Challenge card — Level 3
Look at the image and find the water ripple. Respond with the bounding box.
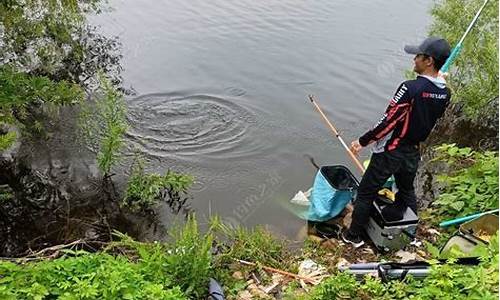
[125,92,265,160]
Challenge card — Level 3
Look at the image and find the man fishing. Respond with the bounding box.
[342,37,452,248]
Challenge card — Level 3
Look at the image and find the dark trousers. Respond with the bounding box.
[349,145,420,236]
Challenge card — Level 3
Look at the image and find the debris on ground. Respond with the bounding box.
[417,224,441,244]
[410,239,423,247]
[394,250,424,263]
[229,208,447,299]
[427,228,442,236]
[298,259,327,287]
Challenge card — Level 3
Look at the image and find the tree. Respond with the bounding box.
[430,0,499,117]
[0,0,121,149]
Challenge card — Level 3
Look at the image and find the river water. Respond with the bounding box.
[90,0,432,240]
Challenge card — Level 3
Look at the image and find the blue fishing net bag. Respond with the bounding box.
[308,165,359,222]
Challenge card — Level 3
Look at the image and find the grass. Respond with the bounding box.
[0,212,497,299]
[0,131,16,151]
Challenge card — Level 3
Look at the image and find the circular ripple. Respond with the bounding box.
[223,87,247,97]
[125,93,263,160]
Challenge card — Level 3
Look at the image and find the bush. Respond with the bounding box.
[431,144,498,218]
[0,216,216,300]
[0,250,187,300]
[0,67,84,146]
[0,0,121,87]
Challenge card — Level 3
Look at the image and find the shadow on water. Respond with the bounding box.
[0,103,194,256]
[0,1,191,256]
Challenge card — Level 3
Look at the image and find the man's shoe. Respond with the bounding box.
[341,230,365,248]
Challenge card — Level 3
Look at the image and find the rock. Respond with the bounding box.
[237,290,252,300]
[232,271,245,280]
[426,99,499,150]
[336,258,350,269]
[247,283,271,299]
[321,238,340,250]
[308,235,324,243]
[395,250,424,263]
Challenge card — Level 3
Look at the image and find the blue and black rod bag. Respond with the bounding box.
[308,165,359,222]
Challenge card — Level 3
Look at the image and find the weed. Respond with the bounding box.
[165,215,213,299]
[301,271,358,300]
[431,144,498,219]
[78,73,127,176]
[297,233,499,300]
[123,158,193,214]
[215,222,290,270]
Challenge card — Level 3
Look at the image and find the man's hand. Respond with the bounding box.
[438,71,449,81]
[350,140,362,156]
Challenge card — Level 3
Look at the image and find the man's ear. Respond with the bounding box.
[427,56,435,68]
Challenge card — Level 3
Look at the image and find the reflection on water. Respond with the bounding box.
[91,0,432,238]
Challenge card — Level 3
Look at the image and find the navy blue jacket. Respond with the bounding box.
[359,76,451,152]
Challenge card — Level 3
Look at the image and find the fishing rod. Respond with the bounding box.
[440,0,490,74]
[439,208,499,228]
[308,95,365,174]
